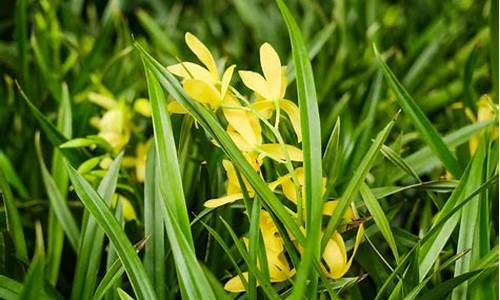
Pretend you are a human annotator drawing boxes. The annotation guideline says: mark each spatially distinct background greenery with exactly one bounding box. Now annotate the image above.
[0,0,498,299]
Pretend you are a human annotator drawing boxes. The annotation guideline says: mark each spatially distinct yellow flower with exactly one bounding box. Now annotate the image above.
[133,98,152,117]
[321,204,364,279]
[204,159,256,208]
[203,148,302,208]
[322,225,364,279]
[90,100,132,152]
[111,194,137,222]
[167,32,235,111]
[224,211,295,292]
[123,141,150,182]
[469,95,498,153]
[239,43,286,101]
[239,43,302,142]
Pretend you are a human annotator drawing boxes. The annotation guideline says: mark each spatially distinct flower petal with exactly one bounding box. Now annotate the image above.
[224,272,248,293]
[223,96,262,147]
[167,101,188,114]
[221,65,236,98]
[323,231,348,279]
[260,43,282,100]
[183,79,221,108]
[227,128,253,152]
[204,193,244,208]
[223,160,242,194]
[280,66,288,99]
[259,144,303,162]
[133,98,152,117]
[185,32,219,80]
[239,70,271,99]
[280,100,302,143]
[323,201,355,220]
[252,100,275,119]
[167,62,214,85]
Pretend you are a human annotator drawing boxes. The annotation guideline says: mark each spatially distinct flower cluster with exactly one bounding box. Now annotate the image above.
[168,33,364,292]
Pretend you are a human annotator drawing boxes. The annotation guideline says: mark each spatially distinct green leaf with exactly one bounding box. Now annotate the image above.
[0,151,29,199]
[19,223,45,300]
[14,0,28,84]
[67,164,157,300]
[117,288,135,300]
[274,1,323,298]
[374,45,462,177]
[93,258,124,300]
[420,270,484,300]
[0,275,22,300]
[35,133,80,251]
[201,221,248,296]
[143,145,166,300]
[71,154,124,300]
[403,249,471,300]
[394,121,494,181]
[322,117,396,250]
[360,182,399,261]
[419,139,486,280]
[0,162,28,263]
[16,83,86,166]
[376,174,497,299]
[452,139,487,300]
[46,82,73,284]
[144,64,217,300]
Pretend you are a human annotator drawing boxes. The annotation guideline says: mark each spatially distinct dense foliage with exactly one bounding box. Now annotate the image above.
[0,0,498,299]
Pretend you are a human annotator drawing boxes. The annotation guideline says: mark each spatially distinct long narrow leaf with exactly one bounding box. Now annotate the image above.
[0,165,28,263]
[374,46,462,177]
[36,133,80,251]
[67,164,157,300]
[275,0,323,298]
[144,65,217,300]
[322,117,396,250]
[72,154,124,300]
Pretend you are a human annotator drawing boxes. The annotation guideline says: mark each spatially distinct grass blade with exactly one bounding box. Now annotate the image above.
[360,182,399,261]
[67,164,157,300]
[144,64,217,300]
[322,116,396,250]
[452,139,487,300]
[143,144,166,300]
[374,45,462,177]
[0,151,29,200]
[0,163,28,263]
[36,133,80,251]
[274,0,323,298]
[71,154,124,300]
[16,83,86,166]
[18,223,45,300]
[0,275,22,300]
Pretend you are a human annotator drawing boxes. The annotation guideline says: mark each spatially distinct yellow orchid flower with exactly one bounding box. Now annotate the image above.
[167,32,235,111]
[321,225,364,279]
[203,144,302,208]
[133,98,152,117]
[111,194,137,222]
[239,43,302,142]
[123,141,150,182]
[224,211,295,293]
[204,159,256,208]
[224,95,303,163]
[469,95,498,153]
[239,43,286,101]
[90,100,132,152]
[321,203,364,279]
